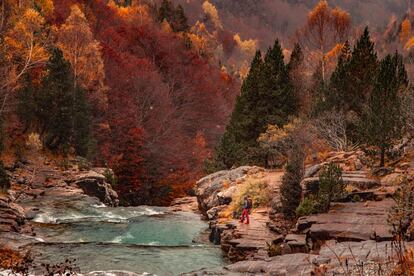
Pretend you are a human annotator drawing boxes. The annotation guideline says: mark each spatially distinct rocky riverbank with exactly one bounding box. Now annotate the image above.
[0,155,119,258]
[191,147,414,275]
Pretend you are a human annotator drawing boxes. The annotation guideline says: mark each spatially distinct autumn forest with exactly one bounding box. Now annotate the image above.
[1,0,414,206]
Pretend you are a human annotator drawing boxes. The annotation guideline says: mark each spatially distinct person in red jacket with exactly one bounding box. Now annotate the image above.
[239,196,252,224]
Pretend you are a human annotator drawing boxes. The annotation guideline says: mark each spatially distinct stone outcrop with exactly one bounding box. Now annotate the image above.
[297,199,395,242]
[75,170,119,207]
[0,194,25,233]
[302,171,380,197]
[194,166,264,216]
[187,240,412,275]
[170,197,199,212]
[210,209,280,262]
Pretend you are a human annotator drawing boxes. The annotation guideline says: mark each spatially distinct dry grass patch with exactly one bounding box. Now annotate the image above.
[222,179,270,218]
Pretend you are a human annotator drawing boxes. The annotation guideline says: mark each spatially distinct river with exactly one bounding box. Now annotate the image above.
[16,191,224,276]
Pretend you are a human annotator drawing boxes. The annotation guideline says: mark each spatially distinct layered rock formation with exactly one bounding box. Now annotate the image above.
[75,170,119,207]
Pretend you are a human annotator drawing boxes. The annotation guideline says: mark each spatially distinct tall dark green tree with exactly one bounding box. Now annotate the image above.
[258,40,297,128]
[347,27,378,116]
[73,87,93,157]
[157,0,189,32]
[173,5,189,32]
[288,43,306,112]
[17,48,93,157]
[207,50,263,171]
[280,142,304,218]
[39,48,73,153]
[208,40,298,171]
[361,53,408,167]
[157,0,173,23]
[326,41,352,111]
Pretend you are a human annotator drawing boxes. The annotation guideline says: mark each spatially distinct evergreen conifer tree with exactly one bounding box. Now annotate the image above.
[73,87,93,157]
[40,48,73,153]
[361,53,407,167]
[347,27,378,116]
[173,5,189,32]
[327,41,352,111]
[208,41,299,171]
[280,142,304,218]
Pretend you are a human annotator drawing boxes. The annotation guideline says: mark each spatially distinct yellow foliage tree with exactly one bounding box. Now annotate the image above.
[57,5,105,93]
[400,18,411,42]
[302,0,351,80]
[1,7,50,113]
[202,0,222,29]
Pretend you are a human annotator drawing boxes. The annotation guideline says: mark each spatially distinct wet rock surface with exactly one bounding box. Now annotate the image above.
[75,170,119,207]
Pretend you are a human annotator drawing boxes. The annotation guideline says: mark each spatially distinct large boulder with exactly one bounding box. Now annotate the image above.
[75,170,119,207]
[195,166,263,215]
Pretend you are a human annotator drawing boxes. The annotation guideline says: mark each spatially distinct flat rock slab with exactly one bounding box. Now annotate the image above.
[225,253,317,275]
[297,199,395,242]
[217,209,280,261]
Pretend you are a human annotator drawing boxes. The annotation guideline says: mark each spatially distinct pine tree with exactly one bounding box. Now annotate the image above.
[327,41,352,111]
[208,41,299,170]
[347,27,378,116]
[280,142,304,218]
[361,53,407,167]
[17,48,93,157]
[287,43,304,73]
[40,48,74,153]
[73,87,93,157]
[158,0,173,23]
[288,43,306,112]
[258,40,297,129]
[173,5,189,32]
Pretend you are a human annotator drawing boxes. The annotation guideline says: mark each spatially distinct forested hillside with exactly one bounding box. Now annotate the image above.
[2,0,414,206]
[0,0,239,205]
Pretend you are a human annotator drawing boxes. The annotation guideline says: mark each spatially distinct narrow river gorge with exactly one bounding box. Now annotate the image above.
[15,190,224,276]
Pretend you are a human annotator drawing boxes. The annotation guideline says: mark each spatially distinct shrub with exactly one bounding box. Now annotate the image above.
[317,162,344,212]
[280,143,304,218]
[228,179,270,217]
[352,194,361,202]
[388,177,414,236]
[26,133,42,151]
[0,161,10,192]
[296,197,316,217]
[266,242,282,257]
[104,168,117,188]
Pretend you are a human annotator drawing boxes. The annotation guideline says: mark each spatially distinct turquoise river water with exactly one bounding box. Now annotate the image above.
[19,193,224,276]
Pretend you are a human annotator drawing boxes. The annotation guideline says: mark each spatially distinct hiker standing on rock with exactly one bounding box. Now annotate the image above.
[239,196,252,224]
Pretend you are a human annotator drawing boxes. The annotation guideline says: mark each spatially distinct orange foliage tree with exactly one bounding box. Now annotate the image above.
[299,0,351,80]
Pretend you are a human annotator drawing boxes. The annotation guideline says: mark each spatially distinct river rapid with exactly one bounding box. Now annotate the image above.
[16,192,224,276]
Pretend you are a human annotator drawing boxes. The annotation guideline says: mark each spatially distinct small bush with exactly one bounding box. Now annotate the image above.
[26,133,42,151]
[228,179,270,217]
[317,162,344,212]
[352,194,361,202]
[0,161,10,192]
[296,197,316,217]
[104,168,117,188]
[388,177,414,235]
[280,143,304,218]
[266,242,282,257]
